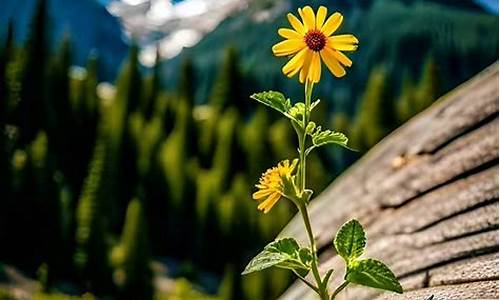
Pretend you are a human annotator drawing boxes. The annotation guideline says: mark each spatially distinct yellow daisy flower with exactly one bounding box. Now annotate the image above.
[272,6,359,83]
[252,159,298,213]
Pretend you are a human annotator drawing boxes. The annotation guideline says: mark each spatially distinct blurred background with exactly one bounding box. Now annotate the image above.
[0,0,498,299]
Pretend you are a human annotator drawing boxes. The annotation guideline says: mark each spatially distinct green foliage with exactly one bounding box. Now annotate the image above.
[268,119,296,159]
[306,125,350,155]
[395,73,417,123]
[396,57,441,125]
[239,107,270,178]
[346,259,403,294]
[0,288,15,300]
[208,47,242,110]
[331,113,350,136]
[17,0,49,143]
[249,91,293,120]
[350,66,395,152]
[158,99,192,208]
[74,138,113,293]
[333,219,402,294]
[33,293,96,300]
[130,112,163,177]
[334,220,366,263]
[155,278,220,300]
[112,198,153,300]
[242,238,312,276]
[414,56,441,113]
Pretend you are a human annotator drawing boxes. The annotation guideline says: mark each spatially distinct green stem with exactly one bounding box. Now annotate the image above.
[292,270,319,294]
[297,80,329,299]
[331,281,349,300]
[298,203,326,299]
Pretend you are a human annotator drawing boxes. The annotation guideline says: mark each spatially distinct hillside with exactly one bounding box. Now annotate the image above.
[173,0,498,112]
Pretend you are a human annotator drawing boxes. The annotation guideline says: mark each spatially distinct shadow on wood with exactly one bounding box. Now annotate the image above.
[278,63,499,300]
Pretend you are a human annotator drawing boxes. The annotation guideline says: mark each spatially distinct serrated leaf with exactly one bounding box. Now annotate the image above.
[312,127,349,148]
[346,259,403,294]
[334,219,366,262]
[250,91,291,115]
[242,238,312,275]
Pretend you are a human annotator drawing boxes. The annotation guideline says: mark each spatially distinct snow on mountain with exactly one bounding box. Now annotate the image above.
[106,0,249,66]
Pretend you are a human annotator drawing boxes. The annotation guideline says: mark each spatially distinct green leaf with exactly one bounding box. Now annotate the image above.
[242,238,312,275]
[305,126,351,155]
[334,219,366,262]
[250,91,291,115]
[346,259,403,294]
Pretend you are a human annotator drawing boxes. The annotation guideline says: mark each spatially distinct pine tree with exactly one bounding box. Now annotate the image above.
[142,45,161,119]
[199,47,244,160]
[0,22,14,238]
[179,57,195,107]
[18,0,49,144]
[112,198,153,300]
[208,47,243,110]
[395,73,417,124]
[239,107,270,179]
[104,45,143,221]
[0,21,14,118]
[350,66,394,152]
[74,137,114,293]
[414,56,441,113]
[268,119,296,159]
[158,99,191,209]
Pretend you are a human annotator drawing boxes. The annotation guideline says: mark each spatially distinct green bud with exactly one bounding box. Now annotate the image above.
[305,122,316,135]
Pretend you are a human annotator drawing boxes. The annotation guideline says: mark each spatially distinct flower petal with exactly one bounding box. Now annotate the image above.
[287,13,306,35]
[331,49,352,67]
[299,6,315,32]
[272,39,305,56]
[257,192,281,214]
[316,6,327,29]
[320,47,346,78]
[321,12,343,37]
[328,34,359,51]
[282,47,308,77]
[299,50,313,83]
[278,28,303,39]
[309,52,321,83]
[252,189,274,200]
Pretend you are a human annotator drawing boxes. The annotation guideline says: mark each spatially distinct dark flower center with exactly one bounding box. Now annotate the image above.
[304,30,326,52]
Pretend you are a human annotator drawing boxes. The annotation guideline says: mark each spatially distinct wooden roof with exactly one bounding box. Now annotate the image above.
[278,63,499,300]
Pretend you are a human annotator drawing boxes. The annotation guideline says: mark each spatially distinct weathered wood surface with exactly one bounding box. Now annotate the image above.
[278,63,499,300]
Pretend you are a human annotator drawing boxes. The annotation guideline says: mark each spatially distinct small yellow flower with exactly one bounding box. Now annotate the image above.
[252,159,298,213]
[272,6,358,83]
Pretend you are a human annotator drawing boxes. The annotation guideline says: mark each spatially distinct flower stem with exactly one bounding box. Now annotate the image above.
[296,80,328,299]
[331,281,349,299]
[292,270,319,294]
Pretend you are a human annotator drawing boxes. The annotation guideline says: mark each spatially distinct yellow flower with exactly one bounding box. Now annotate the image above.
[252,159,298,213]
[272,6,358,83]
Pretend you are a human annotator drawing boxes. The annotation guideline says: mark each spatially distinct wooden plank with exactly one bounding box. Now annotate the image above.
[376,119,498,207]
[374,281,499,300]
[428,253,499,286]
[369,167,498,236]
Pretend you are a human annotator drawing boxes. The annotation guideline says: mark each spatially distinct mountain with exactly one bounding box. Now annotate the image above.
[167,0,499,113]
[0,0,128,80]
